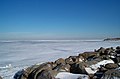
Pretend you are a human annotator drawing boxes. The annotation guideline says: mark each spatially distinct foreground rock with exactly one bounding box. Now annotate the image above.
[14,46,120,79]
[0,76,2,79]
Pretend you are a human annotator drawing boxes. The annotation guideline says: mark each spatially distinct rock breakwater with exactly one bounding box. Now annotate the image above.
[4,46,120,79]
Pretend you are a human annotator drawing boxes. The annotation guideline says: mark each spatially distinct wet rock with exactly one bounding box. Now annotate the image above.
[105,63,119,69]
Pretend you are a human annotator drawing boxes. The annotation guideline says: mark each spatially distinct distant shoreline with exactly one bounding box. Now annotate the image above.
[103,38,120,41]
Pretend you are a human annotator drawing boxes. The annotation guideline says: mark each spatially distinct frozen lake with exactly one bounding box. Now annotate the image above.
[0,40,120,79]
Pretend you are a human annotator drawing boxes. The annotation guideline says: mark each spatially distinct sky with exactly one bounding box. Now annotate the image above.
[0,0,120,40]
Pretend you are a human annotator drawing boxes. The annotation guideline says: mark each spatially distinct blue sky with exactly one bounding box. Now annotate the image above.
[0,0,120,40]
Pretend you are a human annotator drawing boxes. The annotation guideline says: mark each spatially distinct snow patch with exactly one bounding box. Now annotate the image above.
[55,72,89,79]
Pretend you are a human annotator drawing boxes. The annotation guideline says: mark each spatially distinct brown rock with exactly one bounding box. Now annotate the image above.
[105,63,119,69]
[55,58,65,65]
[53,63,70,72]
[36,69,56,79]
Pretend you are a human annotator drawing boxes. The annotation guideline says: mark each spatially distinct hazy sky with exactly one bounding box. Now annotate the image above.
[0,0,120,40]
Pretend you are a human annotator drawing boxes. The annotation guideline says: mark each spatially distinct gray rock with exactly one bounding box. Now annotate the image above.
[101,69,120,79]
[0,76,2,79]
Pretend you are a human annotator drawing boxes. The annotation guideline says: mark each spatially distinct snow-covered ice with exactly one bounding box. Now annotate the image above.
[0,39,120,79]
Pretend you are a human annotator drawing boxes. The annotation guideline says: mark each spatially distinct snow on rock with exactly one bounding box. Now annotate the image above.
[55,72,89,79]
[85,59,114,74]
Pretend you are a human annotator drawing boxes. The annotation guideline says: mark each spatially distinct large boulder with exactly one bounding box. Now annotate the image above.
[27,62,56,79]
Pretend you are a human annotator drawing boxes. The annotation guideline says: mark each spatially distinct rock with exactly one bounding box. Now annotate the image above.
[53,63,70,72]
[14,69,24,79]
[36,69,56,79]
[13,46,120,79]
[93,71,104,79]
[116,47,120,57]
[65,56,83,64]
[79,52,99,61]
[55,58,65,65]
[116,46,120,50]
[27,62,56,79]
[105,63,119,69]
[0,76,2,79]
[96,47,105,56]
[70,62,87,74]
[101,69,120,79]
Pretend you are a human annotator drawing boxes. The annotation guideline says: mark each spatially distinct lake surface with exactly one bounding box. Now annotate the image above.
[0,40,120,79]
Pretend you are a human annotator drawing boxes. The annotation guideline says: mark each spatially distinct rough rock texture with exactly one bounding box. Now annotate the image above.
[0,76,2,79]
[13,46,120,79]
[105,63,119,69]
[101,69,120,79]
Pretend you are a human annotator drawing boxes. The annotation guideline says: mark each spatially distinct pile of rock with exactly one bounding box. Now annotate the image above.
[13,46,120,79]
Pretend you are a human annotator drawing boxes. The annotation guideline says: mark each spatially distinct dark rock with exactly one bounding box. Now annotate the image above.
[36,69,56,79]
[101,69,120,79]
[0,76,2,79]
[116,46,120,50]
[70,62,87,74]
[116,47,120,57]
[96,47,105,56]
[14,69,24,79]
[94,71,104,79]
[105,63,119,69]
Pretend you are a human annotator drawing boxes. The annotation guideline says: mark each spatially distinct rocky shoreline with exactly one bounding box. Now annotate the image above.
[1,46,120,79]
